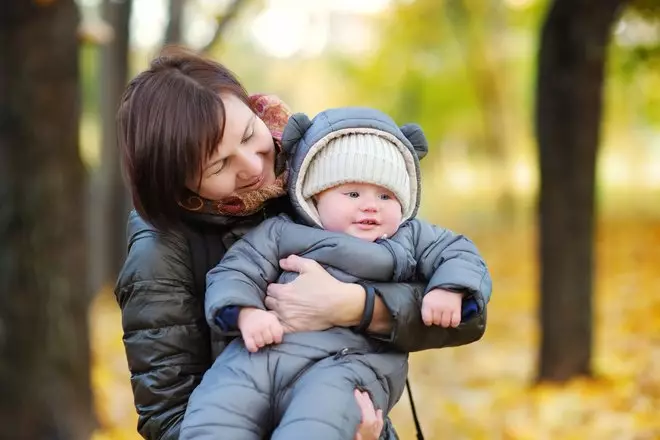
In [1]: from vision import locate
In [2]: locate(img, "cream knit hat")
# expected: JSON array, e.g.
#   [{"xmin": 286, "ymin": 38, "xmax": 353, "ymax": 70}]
[{"xmin": 302, "ymin": 133, "xmax": 411, "ymax": 215}]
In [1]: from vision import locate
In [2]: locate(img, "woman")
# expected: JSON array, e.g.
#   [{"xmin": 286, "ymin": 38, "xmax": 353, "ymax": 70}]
[{"xmin": 115, "ymin": 46, "xmax": 487, "ymax": 440}]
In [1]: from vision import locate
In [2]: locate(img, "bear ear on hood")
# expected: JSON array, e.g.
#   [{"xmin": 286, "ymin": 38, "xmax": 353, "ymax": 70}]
[
  {"xmin": 281, "ymin": 112, "xmax": 312, "ymax": 156},
  {"xmin": 400, "ymin": 123, "xmax": 428, "ymax": 160}
]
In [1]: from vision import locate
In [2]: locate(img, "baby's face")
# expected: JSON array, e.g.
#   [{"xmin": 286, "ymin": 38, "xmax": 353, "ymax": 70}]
[{"xmin": 315, "ymin": 183, "xmax": 403, "ymax": 241}]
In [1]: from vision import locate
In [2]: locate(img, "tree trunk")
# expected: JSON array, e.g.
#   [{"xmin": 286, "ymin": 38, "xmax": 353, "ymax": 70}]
[
  {"xmin": 165, "ymin": 0, "xmax": 185, "ymax": 45},
  {"xmin": 0, "ymin": 1, "xmax": 94, "ymax": 438},
  {"xmin": 89, "ymin": 0, "xmax": 132, "ymax": 293},
  {"xmin": 535, "ymin": 0, "xmax": 626, "ymax": 382}
]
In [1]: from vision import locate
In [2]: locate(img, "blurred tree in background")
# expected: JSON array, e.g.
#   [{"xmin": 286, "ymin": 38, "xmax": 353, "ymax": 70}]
[
  {"xmin": 534, "ymin": 0, "xmax": 660, "ymax": 384},
  {"xmin": 88, "ymin": 0, "xmax": 132, "ymax": 295},
  {"xmin": 0, "ymin": 1, "xmax": 93, "ymax": 438},
  {"xmin": 535, "ymin": 0, "xmax": 628, "ymax": 382},
  {"xmin": 165, "ymin": 0, "xmax": 185, "ymax": 44}
]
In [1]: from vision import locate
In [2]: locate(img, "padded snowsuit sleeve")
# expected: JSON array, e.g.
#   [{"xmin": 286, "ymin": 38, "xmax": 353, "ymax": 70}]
[{"xmin": 204, "ymin": 216, "xmax": 286, "ymax": 333}]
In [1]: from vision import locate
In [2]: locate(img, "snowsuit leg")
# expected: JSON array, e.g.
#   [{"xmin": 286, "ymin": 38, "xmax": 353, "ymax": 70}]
[
  {"xmin": 271, "ymin": 351, "xmax": 408, "ymax": 440},
  {"xmin": 180, "ymin": 339, "xmax": 273, "ymax": 440}
]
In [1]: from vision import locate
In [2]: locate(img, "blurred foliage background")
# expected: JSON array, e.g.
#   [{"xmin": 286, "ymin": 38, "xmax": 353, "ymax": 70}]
[{"xmin": 1, "ymin": 0, "xmax": 659, "ymax": 439}]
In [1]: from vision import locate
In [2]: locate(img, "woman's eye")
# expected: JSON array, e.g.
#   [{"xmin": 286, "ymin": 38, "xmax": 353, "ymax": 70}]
[
  {"xmin": 241, "ymin": 130, "xmax": 253, "ymax": 144},
  {"xmin": 211, "ymin": 162, "xmax": 225, "ymax": 175}
]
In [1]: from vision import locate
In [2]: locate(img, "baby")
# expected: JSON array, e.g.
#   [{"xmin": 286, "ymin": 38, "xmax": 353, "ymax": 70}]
[{"xmin": 180, "ymin": 107, "xmax": 491, "ymax": 440}]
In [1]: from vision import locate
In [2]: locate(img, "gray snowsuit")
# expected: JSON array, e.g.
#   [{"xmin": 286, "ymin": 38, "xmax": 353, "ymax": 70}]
[{"xmin": 180, "ymin": 108, "xmax": 492, "ymax": 440}]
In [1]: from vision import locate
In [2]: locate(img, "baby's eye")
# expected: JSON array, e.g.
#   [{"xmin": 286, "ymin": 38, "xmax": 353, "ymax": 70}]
[
  {"xmin": 379, "ymin": 194, "xmax": 391, "ymax": 200},
  {"xmin": 346, "ymin": 191, "xmax": 360, "ymax": 198}
]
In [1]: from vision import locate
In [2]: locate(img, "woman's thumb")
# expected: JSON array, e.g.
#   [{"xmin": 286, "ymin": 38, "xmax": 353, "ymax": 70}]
[{"xmin": 279, "ymin": 255, "xmax": 318, "ymax": 273}]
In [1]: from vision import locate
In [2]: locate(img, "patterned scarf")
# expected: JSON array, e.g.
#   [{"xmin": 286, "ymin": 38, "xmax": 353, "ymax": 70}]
[{"xmin": 179, "ymin": 94, "xmax": 291, "ymax": 217}]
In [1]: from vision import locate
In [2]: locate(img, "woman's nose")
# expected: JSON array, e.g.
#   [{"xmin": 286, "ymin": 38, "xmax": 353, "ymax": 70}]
[{"xmin": 236, "ymin": 149, "xmax": 263, "ymax": 180}]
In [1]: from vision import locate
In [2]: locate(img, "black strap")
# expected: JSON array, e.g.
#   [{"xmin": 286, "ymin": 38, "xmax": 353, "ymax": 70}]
[
  {"xmin": 353, "ymin": 282, "xmax": 376, "ymax": 333},
  {"xmin": 184, "ymin": 225, "xmax": 209, "ymax": 298},
  {"xmin": 182, "ymin": 224, "xmax": 226, "ymax": 298},
  {"xmin": 406, "ymin": 378, "xmax": 425, "ymax": 440}
]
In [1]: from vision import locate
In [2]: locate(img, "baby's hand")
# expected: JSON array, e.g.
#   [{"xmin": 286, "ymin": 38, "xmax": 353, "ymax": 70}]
[
  {"xmin": 421, "ymin": 288, "xmax": 463, "ymax": 328},
  {"xmin": 238, "ymin": 307, "xmax": 284, "ymax": 353}
]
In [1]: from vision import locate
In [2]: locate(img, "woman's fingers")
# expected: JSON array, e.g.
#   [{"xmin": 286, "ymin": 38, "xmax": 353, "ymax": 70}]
[
  {"xmin": 265, "ymin": 260, "xmax": 338, "ymax": 332},
  {"xmin": 354, "ymin": 389, "xmax": 365, "ymax": 407},
  {"xmin": 353, "ymin": 390, "xmax": 383, "ymax": 440},
  {"xmin": 264, "ymin": 295, "xmax": 277, "ymax": 310},
  {"xmin": 356, "ymin": 390, "xmax": 375, "ymax": 412},
  {"xmin": 279, "ymin": 255, "xmax": 321, "ymax": 274},
  {"xmin": 355, "ymin": 390, "xmax": 378, "ymax": 424},
  {"xmin": 266, "ymin": 282, "xmax": 284, "ymax": 298},
  {"xmin": 374, "ymin": 409, "xmax": 384, "ymax": 432}
]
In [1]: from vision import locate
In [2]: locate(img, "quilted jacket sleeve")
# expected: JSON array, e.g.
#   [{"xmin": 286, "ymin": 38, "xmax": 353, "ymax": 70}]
[
  {"xmin": 411, "ymin": 219, "xmax": 492, "ymax": 301},
  {"xmin": 114, "ymin": 211, "xmax": 211, "ymax": 440},
  {"xmin": 368, "ymin": 281, "xmax": 487, "ymax": 352},
  {"xmin": 204, "ymin": 216, "xmax": 285, "ymax": 332},
  {"xmin": 367, "ymin": 221, "xmax": 492, "ymax": 353}
]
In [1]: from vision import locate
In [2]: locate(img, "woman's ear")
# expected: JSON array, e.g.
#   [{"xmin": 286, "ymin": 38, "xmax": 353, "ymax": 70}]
[
  {"xmin": 281, "ymin": 112, "xmax": 312, "ymax": 156},
  {"xmin": 400, "ymin": 123, "xmax": 428, "ymax": 160}
]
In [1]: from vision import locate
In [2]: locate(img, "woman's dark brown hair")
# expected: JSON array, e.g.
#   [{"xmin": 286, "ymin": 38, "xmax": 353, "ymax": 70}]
[{"xmin": 117, "ymin": 45, "xmax": 250, "ymax": 230}]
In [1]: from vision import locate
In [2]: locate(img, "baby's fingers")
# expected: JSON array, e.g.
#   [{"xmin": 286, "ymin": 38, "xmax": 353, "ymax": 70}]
[
  {"xmin": 272, "ymin": 322, "xmax": 284, "ymax": 344},
  {"xmin": 440, "ymin": 310, "xmax": 452, "ymax": 328},
  {"xmin": 244, "ymin": 335, "xmax": 258, "ymax": 353},
  {"xmin": 261, "ymin": 329, "xmax": 274, "ymax": 346},
  {"xmin": 421, "ymin": 303, "xmax": 433, "ymax": 326},
  {"xmin": 450, "ymin": 310, "xmax": 461, "ymax": 328},
  {"xmin": 253, "ymin": 332, "xmax": 265, "ymax": 349}
]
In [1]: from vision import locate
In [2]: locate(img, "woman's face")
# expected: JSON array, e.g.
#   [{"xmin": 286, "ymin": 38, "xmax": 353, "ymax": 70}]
[{"xmin": 190, "ymin": 93, "xmax": 276, "ymax": 200}]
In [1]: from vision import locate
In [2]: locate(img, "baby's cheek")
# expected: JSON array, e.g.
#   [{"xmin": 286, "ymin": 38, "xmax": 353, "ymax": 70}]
[
  {"xmin": 381, "ymin": 221, "xmax": 400, "ymax": 238},
  {"xmin": 320, "ymin": 214, "xmax": 347, "ymax": 234},
  {"xmin": 382, "ymin": 209, "xmax": 403, "ymax": 236}
]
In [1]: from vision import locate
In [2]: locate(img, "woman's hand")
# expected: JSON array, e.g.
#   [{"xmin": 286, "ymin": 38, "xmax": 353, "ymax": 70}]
[
  {"xmin": 353, "ymin": 389, "xmax": 384, "ymax": 440},
  {"xmin": 265, "ymin": 255, "xmax": 364, "ymax": 332}
]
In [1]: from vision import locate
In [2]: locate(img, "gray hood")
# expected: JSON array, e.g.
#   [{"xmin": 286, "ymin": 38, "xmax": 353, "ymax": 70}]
[{"xmin": 281, "ymin": 107, "xmax": 428, "ymax": 227}]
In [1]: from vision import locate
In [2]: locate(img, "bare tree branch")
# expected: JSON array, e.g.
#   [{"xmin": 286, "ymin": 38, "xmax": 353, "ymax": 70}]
[{"xmin": 201, "ymin": 0, "xmax": 249, "ymax": 53}]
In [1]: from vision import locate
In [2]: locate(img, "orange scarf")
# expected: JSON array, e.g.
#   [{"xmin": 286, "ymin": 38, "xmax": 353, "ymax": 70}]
[{"xmin": 179, "ymin": 94, "xmax": 291, "ymax": 217}]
